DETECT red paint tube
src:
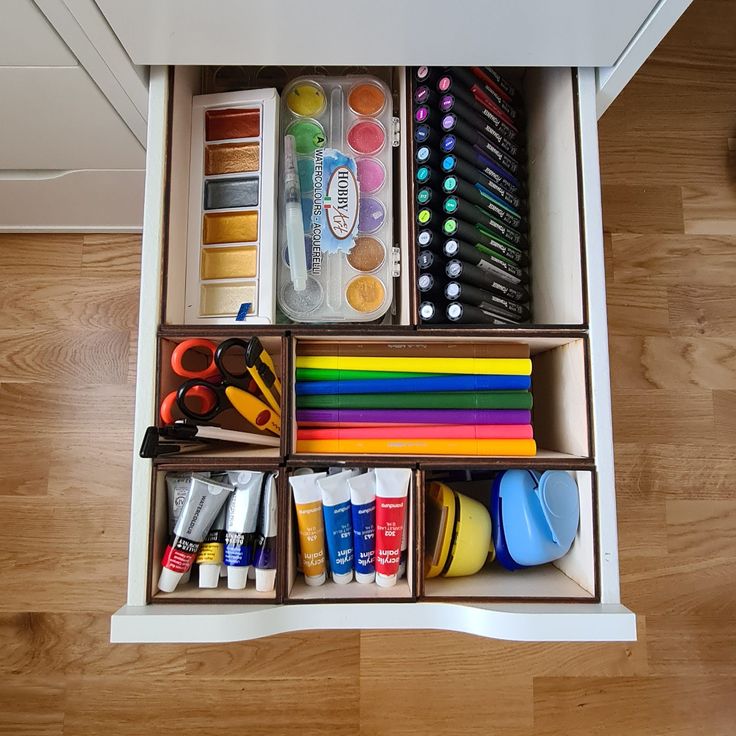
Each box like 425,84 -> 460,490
374,468 -> 412,588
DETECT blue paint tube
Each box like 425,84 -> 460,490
348,471 -> 376,584
318,469 -> 359,584
253,472 -> 278,593
224,471 -> 264,590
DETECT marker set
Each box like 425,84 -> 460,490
293,344 -> 536,456
412,66 -> 531,326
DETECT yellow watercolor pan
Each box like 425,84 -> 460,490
202,211 -> 258,244
200,282 -> 258,317
201,246 -> 258,280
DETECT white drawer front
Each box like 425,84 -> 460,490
111,66 -> 634,644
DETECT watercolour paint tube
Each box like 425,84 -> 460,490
253,472 -> 278,592
166,474 -> 193,585
196,503 -> 227,588
223,471 -> 264,589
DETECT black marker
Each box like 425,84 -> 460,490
416,186 -> 441,210
416,228 -> 442,251
413,123 -> 441,147
415,164 -> 442,188
445,281 -> 530,321
443,217 -> 529,262
415,144 -> 442,168
448,66 -> 523,124
443,241 -> 529,299
446,302 -> 517,325
476,67 -> 522,106
417,250 -> 447,273
441,117 -> 524,177
443,175 -> 525,230
440,135 -> 524,196
438,93 -> 523,158
419,300 -> 449,324
414,84 -> 438,107
417,272 -> 446,301
436,72 -> 521,142
443,195 -> 528,250
416,205 -> 445,231
441,154 -> 525,213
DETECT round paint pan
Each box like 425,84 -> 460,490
346,274 -> 386,314
285,118 -> 327,155
347,236 -> 386,273
357,196 -> 386,234
347,82 -> 387,117
286,81 -> 327,118
356,157 -> 386,195
346,119 -> 386,156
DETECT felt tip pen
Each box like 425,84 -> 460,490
443,175 -> 524,230
417,272 -> 447,301
416,65 -> 440,86
441,117 -> 524,177
296,374 -> 532,395
416,228 -> 441,250
443,195 -> 528,252
415,164 -> 441,187
415,144 -> 442,168
437,72 -> 520,140
299,424 -> 534,440
448,66 -> 522,124
444,243 -> 525,287
413,123 -> 441,147
416,249 -> 446,273
416,186 -> 440,209
295,437 -> 537,457
445,281 -> 530,322
414,104 -> 446,129
443,248 -> 529,301
438,93 -> 523,158
441,154 -> 525,213
440,134 -> 523,195
295,354 -> 532,375
441,112 -> 524,175
447,301 -> 518,325
475,67 -> 522,105
444,216 -> 528,259
414,84 -> 438,107
416,205 -> 444,230
418,300 -> 448,324
443,219 -> 527,276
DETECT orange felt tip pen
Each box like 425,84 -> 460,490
295,438 -> 537,456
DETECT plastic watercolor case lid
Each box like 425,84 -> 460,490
276,75 -> 398,323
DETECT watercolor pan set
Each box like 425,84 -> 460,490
185,89 -> 279,324
277,76 -> 397,323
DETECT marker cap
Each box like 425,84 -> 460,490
304,570 -> 326,586
158,567 -> 184,593
227,565 -> 249,589
332,570 -> 354,585
198,563 -> 220,589
375,572 -> 397,588
255,567 -> 277,593
355,571 -> 376,584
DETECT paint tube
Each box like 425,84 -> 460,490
223,470 -> 264,589
319,469 -> 359,584
348,470 -> 376,584
374,468 -> 412,588
166,473 -> 193,585
290,471 -> 327,586
397,501 -> 409,580
253,472 -> 278,592
196,503 -> 228,588
158,474 -> 232,592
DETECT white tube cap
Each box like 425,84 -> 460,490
355,571 -> 375,584
198,564 -> 220,589
304,570 -> 326,586
255,568 -> 276,592
375,572 -> 397,588
227,565 -> 249,589
158,567 -> 184,593
332,570 -> 353,585
181,568 -> 192,585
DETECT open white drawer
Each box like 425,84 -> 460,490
110,65 -> 635,643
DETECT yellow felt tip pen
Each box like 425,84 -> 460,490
225,387 -> 281,435
295,438 -> 536,456
294,355 -> 532,376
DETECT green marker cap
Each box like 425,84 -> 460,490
416,165 -> 431,184
417,208 -> 433,226
443,195 -> 459,214
416,187 -> 433,205
442,175 -> 458,194
443,217 -> 458,236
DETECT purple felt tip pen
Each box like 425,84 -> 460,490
296,408 -> 532,425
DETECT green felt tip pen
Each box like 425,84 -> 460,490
296,391 -> 533,411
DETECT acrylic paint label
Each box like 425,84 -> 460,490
295,500 -> 326,576
351,499 -> 376,575
375,497 -> 406,575
323,500 -> 354,575
311,148 -> 358,261
224,530 -> 254,567
162,535 -> 199,573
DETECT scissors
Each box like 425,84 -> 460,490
159,338 -> 280,435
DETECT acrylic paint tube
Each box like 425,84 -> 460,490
290,472 -> 328,586
374,468 -> 412,587
348,471 -> 376,584
196,503 -> 227,588
397,500 -> 409,580
223,471 -> 264,589
319,469 -> 359,584
166,474 -> 193,585
253,472 -> 278,592
158,474 -> 232,592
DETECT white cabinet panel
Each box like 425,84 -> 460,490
0,0 -> 76,66
0,66 -> 145,169
93,0 -> 658,67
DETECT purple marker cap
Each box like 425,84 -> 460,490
297,409 -> 532,425
441,113 -> 455,132
415,105 -> 429,123
438,76 -> 452,93
415,85 -> 431,104
439,94 -> 454,113
440,134 -> 456,153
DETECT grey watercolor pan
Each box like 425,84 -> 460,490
204,176 -> 260,210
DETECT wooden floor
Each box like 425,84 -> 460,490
1,1 -> 735,733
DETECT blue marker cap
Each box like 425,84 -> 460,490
441,154 -> 456,173
440,134 -> 456,153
